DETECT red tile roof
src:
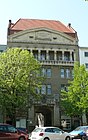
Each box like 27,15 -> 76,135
8,19 -> 77,38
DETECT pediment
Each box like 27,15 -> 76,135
8,27 -> 76,44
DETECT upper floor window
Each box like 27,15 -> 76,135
64,52 -> 70,61
41,85 -> 46,94
41,68 -> 51,78
41,68 -> 46,77
41,85 -> 52,95
84,52 -> 88,57
85,63 -> 88,69
40,51 -> 46,60
61,68 -> 73,79
61,69 -> 65,78
47,69 -> 51,78
34,54 -> 38,59
41,54 -> 46,60
66,69 -> 70,78
47,84 -> 51,95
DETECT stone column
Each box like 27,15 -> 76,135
62,51 -> 64,61
54,50 -> 57,61
46,50 -> 49,60
54,104 -> 60,126
74,51 -> 76,61
38,50 -> 41,60
30,49 -> 33,55
70,51 -> 72,61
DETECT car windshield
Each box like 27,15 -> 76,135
75,126 -> 88,131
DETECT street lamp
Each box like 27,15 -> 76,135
26,73 -> 32,131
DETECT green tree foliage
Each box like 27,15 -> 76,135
0,48 -> 42,125
61,62 -> 88,123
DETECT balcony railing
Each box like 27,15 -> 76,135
34,94 -> 59,106
39,60 -> 74,66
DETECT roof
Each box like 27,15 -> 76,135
8,19 -> 77,38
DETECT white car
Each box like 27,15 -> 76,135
29,126 -> 71,140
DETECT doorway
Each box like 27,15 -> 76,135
35,106 -> 53,126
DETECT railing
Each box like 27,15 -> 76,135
34,94 -> 59,105
39,60 -> 74,66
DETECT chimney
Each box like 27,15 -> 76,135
8,20 -> 12,28
68,23 -> 71,28
8,20 -> 12,35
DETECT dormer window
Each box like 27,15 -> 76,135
53,37 -> 57,40
29,36 -> 33,38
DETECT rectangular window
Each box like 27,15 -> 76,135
66,69 -> 70,78
41,68 -> 46,77
84,52 -> 88,57
47,69 -> 51,78
40,51 -> 46,60
61,69 -> 65,78
47,85 -> 51,94
34,54 -> 38,59
41,85 -> 46,94
85,63 -> 88,69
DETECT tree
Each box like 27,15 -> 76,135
0,48 -> 42,125
61,62 -> 88,124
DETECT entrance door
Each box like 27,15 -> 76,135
35,106 -> 53,127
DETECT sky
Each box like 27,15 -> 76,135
0,0 -> 88,47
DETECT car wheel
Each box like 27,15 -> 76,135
19,136 -> 25,140
65,136 -> 70,140
44,137 -> 50,140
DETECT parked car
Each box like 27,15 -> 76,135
0,123 -> 28,140
16,127 -> 28,133
28,126 -> 71,140
69,125 -> 88,140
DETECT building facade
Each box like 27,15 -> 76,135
7,19 -> 79,131
79,47 -> 88,69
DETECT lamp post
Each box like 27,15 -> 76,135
26,73 -> 32,131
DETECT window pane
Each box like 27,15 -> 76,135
47,69 -> 51,78
41,85 -> 46,94
41,68 -> 46,77
41,52 -> 46,60
66,69 -> 70,78
84,52 -> 88,57
85,63 -> 88,68
47,85 -> 51,94
61,69 -> 64,78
